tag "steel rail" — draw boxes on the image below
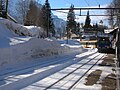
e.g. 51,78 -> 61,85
44,53 -> 102,90
0,52 -> 96,85
68,54 -> 104,90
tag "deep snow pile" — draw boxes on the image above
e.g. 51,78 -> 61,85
0,38 -> 63,68
0,18 -> 83,69
0,21 -> 17,48
0,18 -> 44,38
24,26 -> 44,38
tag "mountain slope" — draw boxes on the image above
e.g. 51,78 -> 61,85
8,0 -> 66,37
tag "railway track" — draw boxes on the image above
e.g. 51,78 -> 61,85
68,54 -> 104,90
0,51 -> 97,89
22,53 -> 104,90
42,53 -> 104,90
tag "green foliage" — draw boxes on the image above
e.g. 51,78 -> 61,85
66,5 -> 77,34
76,23 -> 80,34
41,0 -> 55,37
83,11 -> 92,29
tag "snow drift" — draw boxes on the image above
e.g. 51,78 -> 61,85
0,18 -> 83,69
0,18 -> 44,38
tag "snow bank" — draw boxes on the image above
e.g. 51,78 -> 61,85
0,18 -> 84,69
0,20 -> 17,48
0,18 -> 30,36
57,39 -> 84,53
24,26 -> 45,38
0,38 -> 83,69
0,18 -> 44,37
0,38 -> 63,68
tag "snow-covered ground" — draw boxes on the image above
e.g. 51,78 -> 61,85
0,18 -> 115,90
0,49 -> 113,90
0,18 -> 84,70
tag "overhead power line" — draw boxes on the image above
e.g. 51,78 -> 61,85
51,7 -> 120,10
84,0 -> 100,20
53,9 -> 117,16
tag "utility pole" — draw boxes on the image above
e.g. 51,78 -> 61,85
114,0 -> 120,89
66,27 -> 69,44
46,6 -> 50,37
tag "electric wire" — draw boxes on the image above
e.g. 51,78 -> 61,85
94,0 -> 105,20
64,0 -> 73,5
84,0 -> 100,21
94,0 -> 104,14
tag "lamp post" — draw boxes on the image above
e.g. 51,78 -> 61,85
66,26 -> 69,44
47,12 -> 49,37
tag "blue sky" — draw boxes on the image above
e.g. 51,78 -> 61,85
40,0 -> 112,8
40,0 -> 113,25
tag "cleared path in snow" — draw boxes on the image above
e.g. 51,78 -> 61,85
0,49 -> 100,90
22,53 -> 104,90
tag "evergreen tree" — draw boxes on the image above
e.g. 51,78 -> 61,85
95,23 -> 98,28
76,23 -> 80,34
98,20 -> 104,33
41,0 -> 55,37
66,5 -> 76,34
93,23 -> 98,31
83,11 -> 92,29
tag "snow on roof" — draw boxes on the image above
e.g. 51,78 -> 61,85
104,29 -> 114,33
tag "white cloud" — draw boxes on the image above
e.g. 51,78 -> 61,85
52,10 -> 68,21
